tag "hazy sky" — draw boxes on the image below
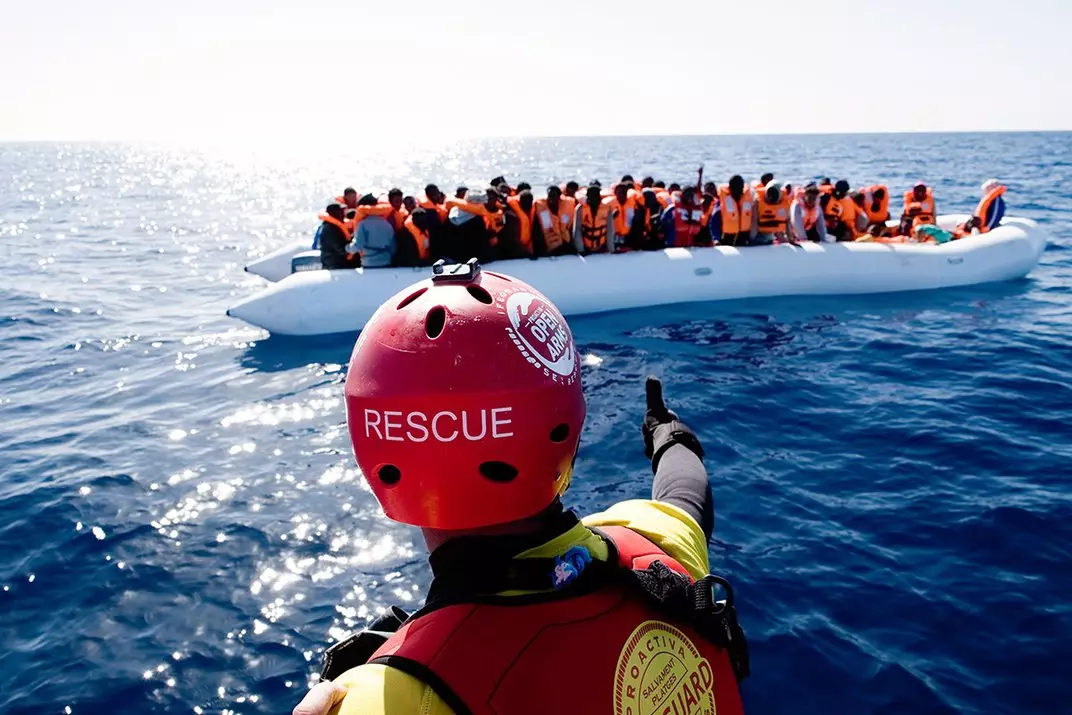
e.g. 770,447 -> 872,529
2,0 -> 1070,141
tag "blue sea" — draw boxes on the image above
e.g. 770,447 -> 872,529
1,134 -> 1070,715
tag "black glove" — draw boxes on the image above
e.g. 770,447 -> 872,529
641,376 -> 704,473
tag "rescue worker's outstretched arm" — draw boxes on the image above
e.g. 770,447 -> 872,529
642,376 -> 714,540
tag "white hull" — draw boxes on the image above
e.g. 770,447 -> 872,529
245,240 -> 309,281
227,216 -> 1049,337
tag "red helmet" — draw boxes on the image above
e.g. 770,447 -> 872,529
344,267 -> 586,530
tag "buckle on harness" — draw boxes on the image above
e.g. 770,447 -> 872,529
432,257 -> 480,283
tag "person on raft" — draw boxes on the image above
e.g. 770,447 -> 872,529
317,202 -> 357,269
789,184 -> 830,243
898,181 -> 937,236
291,266 -> 749,715
352,194 -> 398,268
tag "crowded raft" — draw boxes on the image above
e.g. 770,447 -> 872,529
312,173 -> 1010,270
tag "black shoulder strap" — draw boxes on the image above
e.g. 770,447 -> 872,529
320,605 -> 409,681
368,655 -> 475,715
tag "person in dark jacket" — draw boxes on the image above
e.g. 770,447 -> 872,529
318,203 -> 357,270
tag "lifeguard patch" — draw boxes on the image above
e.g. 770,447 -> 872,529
614,620 -> 716,715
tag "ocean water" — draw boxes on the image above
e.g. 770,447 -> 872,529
1,133 -> 1070,715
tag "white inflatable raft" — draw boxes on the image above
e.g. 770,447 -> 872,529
245,240 -> 310,282
227,216 -> 1048,337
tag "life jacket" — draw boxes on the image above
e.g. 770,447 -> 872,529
445,198 -> 506,236
580,201 -> 611,252
718,185 -> 755,235
838,196 -> 859,236
387,207 -> 409,232
756,188 -> 791,234
973,185 -> 1006,233
672,206 -> 706,247
792,200 -> 822,235
318,213 -> 353,240
506,196 -> 536,251
403,215 -> 430,261
352,203 -> 395,232
902,187 -> 936,226
822,195 -> 843,231
534,198 -> 572,253
330,526 -> 747,715
861,185 -> 890,225
419,197 -> 449,221
605,196 -> 635,240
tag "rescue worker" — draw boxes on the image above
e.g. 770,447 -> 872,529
532,185 -> 576,256
292,268 -> 749,715
790,184 -> 829,243
317,202 -> 357,269
661,186 -> 708,247
718,175 -> 756,247
755,183 -> 791,245
352,194 -> 397,268
574,184 -> 614,254
899,182 -> 936,235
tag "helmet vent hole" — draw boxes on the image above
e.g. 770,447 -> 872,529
479,461 -> 518,483
425,306 -> 446,338
466,285 -> 493,304
397,287 -> 427,310
549,423 -> 570,443
378,465 -> 402,485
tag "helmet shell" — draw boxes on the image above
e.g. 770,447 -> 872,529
344,270 -> 586,530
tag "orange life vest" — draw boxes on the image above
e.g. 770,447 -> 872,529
973,185 -> 1006,234
756,189 -> 791,234
902,187 -> 936,226
822,194 -> 843,231
671,206 -> 706,247
506,196 -> 536,250
361,526 -> 746,715
318,213 -> 353,240
838,196 -> 860,236
403,215 -> 430,261
534,198 -> 572,252
387,207 -> 408,232
604,196 -> 635,239
445,198 -> 506,244
352,203 -> 395,232
718,185 -> 755,235
580,201 -> 611,252
418,197 -> 448,221
793,200 -> 822,234
861,185 -> 890,225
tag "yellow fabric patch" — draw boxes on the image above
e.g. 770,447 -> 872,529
331,663 -> 451,715
584,499 -> 710,580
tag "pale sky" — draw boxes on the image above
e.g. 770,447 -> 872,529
2,0 -> 1070,142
